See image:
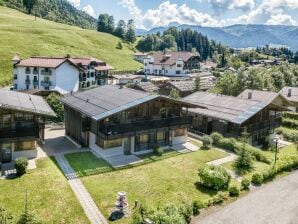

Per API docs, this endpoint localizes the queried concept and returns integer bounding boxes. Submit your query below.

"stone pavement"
[207,153,238,166]
[55,154,108,224]
[101,154,143,168]
[172,141,199,153]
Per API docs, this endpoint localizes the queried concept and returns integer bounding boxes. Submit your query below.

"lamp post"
[273,136,279,168]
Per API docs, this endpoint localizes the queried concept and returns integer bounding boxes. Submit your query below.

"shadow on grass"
[194,182,218,197]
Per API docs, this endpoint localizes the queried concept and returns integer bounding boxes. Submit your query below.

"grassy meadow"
[0,6,141,86]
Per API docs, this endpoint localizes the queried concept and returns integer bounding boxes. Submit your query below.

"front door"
[1,143,12,163]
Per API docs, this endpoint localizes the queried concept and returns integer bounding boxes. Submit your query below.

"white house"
[143,51,200,77]
[134,52,148,63]
[12,55,113,94]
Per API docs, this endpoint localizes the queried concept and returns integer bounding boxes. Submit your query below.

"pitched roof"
[0,89,56,117]
[134,82,159,93]
[150,51,198,65]
[61,85,196,121]
[183,92,266,124]
[279,86,298,103]
[166,77,216,92]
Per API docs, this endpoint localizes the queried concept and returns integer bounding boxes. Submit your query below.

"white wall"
[144,58,187,76]
[55,62,79,93]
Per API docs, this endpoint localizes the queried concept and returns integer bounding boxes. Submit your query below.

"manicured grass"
[221,144,298,177]
[0,6,142,86]
[65,152,113,176]
[80,149,228,223]
[0,158,88,223]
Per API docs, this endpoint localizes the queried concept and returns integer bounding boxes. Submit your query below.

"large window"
[14,140,36,151]
[174,128,186,137]
[0,114,12,128]
[97,137,122,149]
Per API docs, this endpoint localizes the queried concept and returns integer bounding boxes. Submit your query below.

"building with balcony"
[184,90,291,146]
[143,51,200,77]
[12,55,113,94]
[61,85,196,157]
[0,89,55,164]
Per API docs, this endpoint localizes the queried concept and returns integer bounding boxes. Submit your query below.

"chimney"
[248,92,252,99]
[288,88,292,97]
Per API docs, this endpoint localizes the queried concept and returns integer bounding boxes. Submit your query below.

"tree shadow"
[194,182,218,197]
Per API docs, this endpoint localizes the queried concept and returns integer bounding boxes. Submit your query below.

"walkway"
[193,170,298,224]
[55,154,108,224]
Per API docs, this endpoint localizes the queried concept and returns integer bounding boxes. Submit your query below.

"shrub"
[210,132,223,145]
[217,138,237,152]
[251,173,263,185]
[192,201,203,215]
[235,147,254,172]
[241,177,251,190]
[198,165,231,190]
[284,112,298,120]
[211,192,229,205]
[153,146,163,156]
[228,183,240,197]
[202,135,212,149]
[15,157,28,176]
[282,118,298,129]
[275,127,298,142]
[46,93,64,123]
[0,206,13,223]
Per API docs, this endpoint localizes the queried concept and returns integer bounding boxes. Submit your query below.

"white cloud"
[119,0,297,29]
[82,4,96,17]
[67,0,80,8]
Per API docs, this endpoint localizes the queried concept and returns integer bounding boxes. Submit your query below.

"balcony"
[41,81,52,87]
[0,122,39,140]
[33,80,39,86]
[99,116,192,138]
[41,70,52,76]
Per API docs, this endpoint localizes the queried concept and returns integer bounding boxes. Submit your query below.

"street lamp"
[273,136,279,168]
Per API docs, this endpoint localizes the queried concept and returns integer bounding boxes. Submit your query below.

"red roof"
[151,52,198,65]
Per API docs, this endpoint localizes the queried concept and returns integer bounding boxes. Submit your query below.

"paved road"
[195,170,298,224]
[55,154,108,224]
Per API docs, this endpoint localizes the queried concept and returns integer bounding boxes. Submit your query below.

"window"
[97,137,122,149]
[174,128,186,137]
[139,134,149,144]
[26,85,29,90]
[14,84,17,89]
[14,140,36,151]
[14,74,17,80]
[157,131,165,141]
[0,114,12,128]
[25,67,31,74]
[177,64,182,68]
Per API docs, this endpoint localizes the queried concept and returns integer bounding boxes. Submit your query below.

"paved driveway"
[194,170,298,224]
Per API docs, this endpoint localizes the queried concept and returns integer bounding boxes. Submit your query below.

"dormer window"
[25,67,31,74]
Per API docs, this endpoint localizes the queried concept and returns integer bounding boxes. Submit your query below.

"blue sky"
[68,0,298,29]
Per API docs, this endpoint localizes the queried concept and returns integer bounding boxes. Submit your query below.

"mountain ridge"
[137,24,298,50]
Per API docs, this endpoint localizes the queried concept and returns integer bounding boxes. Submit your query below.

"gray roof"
[184,92,266,124]
[134,82,159,93]
[61,85,198,121]
[279,86,298,103]
[0,89,56,117]
[167,78,215,92]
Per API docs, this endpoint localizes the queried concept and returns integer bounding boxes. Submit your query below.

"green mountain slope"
[1,0,97,29]
[0,6,141,86]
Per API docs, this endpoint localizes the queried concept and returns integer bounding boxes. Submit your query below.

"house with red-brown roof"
[143,51,200,77]
[12,55,113,94]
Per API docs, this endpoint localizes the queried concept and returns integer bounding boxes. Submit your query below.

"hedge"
[284,112,298,121]
[275,127,298,142]
[282,118,298,129]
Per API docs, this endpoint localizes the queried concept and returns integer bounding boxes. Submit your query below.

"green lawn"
[221,144,298,177]
[0,6,142,86]
[0,158,88,223]
[79,149,228,223]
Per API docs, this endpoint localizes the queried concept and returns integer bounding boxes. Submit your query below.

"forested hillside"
[0,0,97,29]
[0,6,141,86]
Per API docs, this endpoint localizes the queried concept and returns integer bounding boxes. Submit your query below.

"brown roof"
[134,82,159,93]
[151,52,198,65]
[279,86,298,103]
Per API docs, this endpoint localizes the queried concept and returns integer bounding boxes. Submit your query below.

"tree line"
[97,13,136,43]
[136,27,226,61]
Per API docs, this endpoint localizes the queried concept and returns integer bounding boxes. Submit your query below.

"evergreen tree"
[125,19,136,43]
[169,88,180,99]
[114,20,126,38]
[194,76,201,91]
[97,14,114,33]
[17,192,41,224]
[0,206,13,223]
[116,41,123,50]
[23,0,37,14]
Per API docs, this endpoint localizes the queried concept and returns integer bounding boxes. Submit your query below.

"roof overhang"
[0,103,56,117]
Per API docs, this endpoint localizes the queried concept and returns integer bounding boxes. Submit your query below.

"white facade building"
[12,56,113,94]
[143,51,200,77]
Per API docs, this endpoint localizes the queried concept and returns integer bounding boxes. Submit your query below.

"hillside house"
[61,86,196,157]
[184,90,291,145]
[12,55,113,94]
[0,89,55,163]
[134,52,148,63]
[279,86,298,112]
[143,51,200,77]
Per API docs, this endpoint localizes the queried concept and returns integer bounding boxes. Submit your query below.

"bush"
[284,112,298,120]
[217,138,237,152]
[282,118,298,129]
[192,200,203,215]
[153,146,163,156]
[275,127,298,142]
[211,192,229,205]
[202,135,212,149]
[235,147,254,172]
[15,157,28,176]
[251,173,263,185]
[198,165,231,190]
[210,132,223,145]
[228,183,240,197]
[241,177,251,190]
[46,93,64,123]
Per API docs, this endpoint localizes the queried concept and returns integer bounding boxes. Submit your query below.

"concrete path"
[207,153,238,166]
[172,141,199,153]
[193,170,298,224]
[55,154,108,224]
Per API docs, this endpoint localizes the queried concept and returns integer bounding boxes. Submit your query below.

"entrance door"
[123,137,131,155]
[1,143,12,163]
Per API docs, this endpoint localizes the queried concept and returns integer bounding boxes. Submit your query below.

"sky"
[67,0,298,30]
